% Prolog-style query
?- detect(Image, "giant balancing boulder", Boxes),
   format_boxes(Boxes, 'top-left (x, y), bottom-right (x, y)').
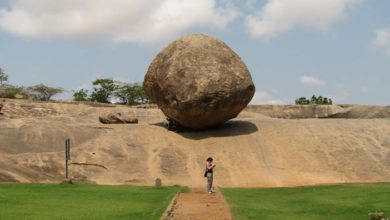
top-left (143, 34), bottom-right (255, 130)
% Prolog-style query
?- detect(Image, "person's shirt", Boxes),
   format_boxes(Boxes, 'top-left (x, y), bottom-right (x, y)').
top-left (206, 162), bottom-right (215, 173)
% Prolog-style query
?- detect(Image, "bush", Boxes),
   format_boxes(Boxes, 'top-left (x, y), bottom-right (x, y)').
top-left (368, 211), bottom-right (389, 220)
top-left (72, 88), bottom-right (89, 101)
top-left (0, 84), bottom-right (26, 99)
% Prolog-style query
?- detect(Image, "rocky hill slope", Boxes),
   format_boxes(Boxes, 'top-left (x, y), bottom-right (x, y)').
top-left (0, 99), bottom-right (389, 187)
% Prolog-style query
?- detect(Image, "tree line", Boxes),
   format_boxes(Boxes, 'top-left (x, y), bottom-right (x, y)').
top-left (0, 67), bottom-right (63, 101)
top-left (295, 95), bottom-right (333, 105)
top-left (73, 78), bottom-right (151, 105)
top-left (0, 67), bottom-right (151, 105)
top-left (2, 66), bottom-right (334, 106)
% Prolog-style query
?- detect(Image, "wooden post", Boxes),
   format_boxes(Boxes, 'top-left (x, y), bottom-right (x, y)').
top-left (65, 138), bottom-right (70, 179)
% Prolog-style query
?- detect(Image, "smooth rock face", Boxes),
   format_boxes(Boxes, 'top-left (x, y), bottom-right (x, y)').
top-left (144, 34), bottom-right (255, 129)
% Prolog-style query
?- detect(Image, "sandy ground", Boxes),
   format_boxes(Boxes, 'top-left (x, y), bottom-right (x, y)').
top-left (0, 99), bottom-right (389, 187)
top-left (169, 188), bottom-right (233, 220)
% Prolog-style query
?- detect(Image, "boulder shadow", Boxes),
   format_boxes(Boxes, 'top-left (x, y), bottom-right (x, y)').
top-left (153, 120), bottom-right (258, 140)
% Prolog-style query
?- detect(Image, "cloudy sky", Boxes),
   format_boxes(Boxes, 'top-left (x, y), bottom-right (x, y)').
top-left (0, 0), bottom-right (389, 104)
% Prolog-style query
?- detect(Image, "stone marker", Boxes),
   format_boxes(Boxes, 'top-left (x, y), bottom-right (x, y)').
top-left (155, 178), bottom-right (162, 187)
top-left (144, 34), bottom-right (255, 130)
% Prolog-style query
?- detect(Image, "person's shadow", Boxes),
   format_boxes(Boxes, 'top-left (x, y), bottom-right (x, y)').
top-left (154, 120), bottom-right (258, 140)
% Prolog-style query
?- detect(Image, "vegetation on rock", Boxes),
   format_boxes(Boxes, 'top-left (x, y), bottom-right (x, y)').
top-left (0, 67), bottom-right (63, 100)
top-left (114, 82), bottom-right (151, 105)
top-left (72, 88), bottom-right (89, 101)
top-left (0, 67), bottom-right (8, 85)
top-left (75, 78), bottom-right (152, 105)
top-left (295, 95), bottom-right (333, 105)
top-left (28, 84), bottom-right (64, 101)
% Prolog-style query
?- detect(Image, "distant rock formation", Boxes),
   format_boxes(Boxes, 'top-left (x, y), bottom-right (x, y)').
top-left (245, 105), bottom-right (390, 119)
top-left (328, 105), bottom-right (390, 119)
top-left (144, 34), bottom-right (255, 130)
top-left (99, 112), bottom-right (138, 124)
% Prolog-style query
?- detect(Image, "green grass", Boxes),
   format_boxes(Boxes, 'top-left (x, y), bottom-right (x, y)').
top-left (0, 183), bottom-right (181, 220)
top-left (222, 183), bottom-right (390, 220)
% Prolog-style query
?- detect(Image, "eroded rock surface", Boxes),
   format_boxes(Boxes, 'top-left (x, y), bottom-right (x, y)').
top-left (144, 34), bottom-right (255, 129)
top-left (99, 112), bottom-right (138, 124)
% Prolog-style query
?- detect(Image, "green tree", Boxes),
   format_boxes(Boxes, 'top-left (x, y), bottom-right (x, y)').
top-left (115, 82), bottom-right (151, 105)
top-left (310, 95), bottom-right (317, 104)
top-left (28, 84), bottom-right (63, 101)
top-left (295, 97), bottom-right (310, 105)
top-left (0, 67), bottom-right (8, 85)
top-left (90, 78), bottom-right (117, 103)
top-left (323, 97), bottom-right (329, 105)
top-left (317, 96), bottom-right (324, 104)
top-left (72, 88), bottom-right (89, 101)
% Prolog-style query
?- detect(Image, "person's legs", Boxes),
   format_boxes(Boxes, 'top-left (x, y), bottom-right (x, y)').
top-left (207, 172), bottom-right (213, 193)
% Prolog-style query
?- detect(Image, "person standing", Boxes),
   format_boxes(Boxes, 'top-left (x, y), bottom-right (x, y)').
top-left (205, 157), bottom-right (216, 194)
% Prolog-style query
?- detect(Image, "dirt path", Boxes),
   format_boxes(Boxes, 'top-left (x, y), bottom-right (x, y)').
top-left (167, 188), bottom-right (234, 220)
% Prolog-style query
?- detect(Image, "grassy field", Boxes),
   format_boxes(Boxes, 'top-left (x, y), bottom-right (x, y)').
top-left (222, 183), bottom-right (390, 220)
top-left (0, 183), bottom-right (181, 220)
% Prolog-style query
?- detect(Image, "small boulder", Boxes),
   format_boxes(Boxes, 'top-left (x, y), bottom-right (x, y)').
top-left (99, 112), bottom-right (138, 124)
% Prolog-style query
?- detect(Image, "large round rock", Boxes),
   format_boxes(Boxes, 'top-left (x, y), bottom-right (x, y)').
top-left (144, 34), bottom-right (255, 130)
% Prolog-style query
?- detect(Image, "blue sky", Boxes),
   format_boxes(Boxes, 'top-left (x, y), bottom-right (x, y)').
top-left (0, 0), bottom-right (389, 104)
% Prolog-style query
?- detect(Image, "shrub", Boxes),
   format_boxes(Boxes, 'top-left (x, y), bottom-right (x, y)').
top-left (368, 211), bottom-right (389, 220)
top-left (72, 88), bottom-right (89, 101)
top-left (0, 84), bottom-right (26, 99)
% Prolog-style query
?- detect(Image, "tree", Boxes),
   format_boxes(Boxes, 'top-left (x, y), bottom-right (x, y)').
top-left (310, 95), bottom-right (317, 104)
top-left (0, 67), bottom-right (8, 85)
top-left (114, 82), bottom-right (151, 105)
top-left (295, 97), bottom-right (310, 105)
top-left (323, 97), bottom-right (329, 105)
top-left (28, 84), bottom-right (63, 101)
top-left (90, 78), bottom-right (117, 103)
top-left (72, 88), bottom-right (89, 101)
top-left (317, 96), bottom-right (324, 104)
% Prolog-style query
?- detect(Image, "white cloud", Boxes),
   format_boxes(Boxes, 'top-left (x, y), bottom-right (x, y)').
top-left (300, 75), bottom-right (326, 87)
top-left (245, 0), bottom-right (259, 11)
top-left (246, 0), bottom-right (360, 39)
top-left (250, 91), bottom-right (283, 104)
top-left (0, 0), bottom-right (240, 44)
top-left (371, 28), bottom-right (390, 54)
